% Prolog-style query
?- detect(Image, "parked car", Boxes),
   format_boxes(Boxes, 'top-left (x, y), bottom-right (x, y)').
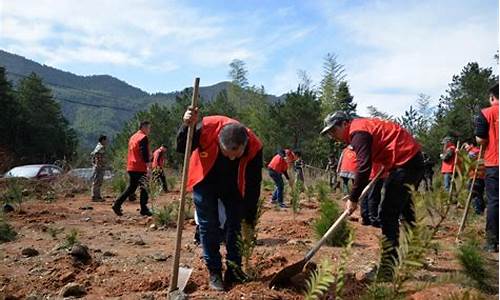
top-left (67, 168), bottom-right (114, 181)
top-left (4, 164), bottom-right (63, 180)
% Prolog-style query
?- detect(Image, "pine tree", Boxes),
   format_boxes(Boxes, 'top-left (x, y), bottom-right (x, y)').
top-left (318, 53), bottom-right (346, 117)
top-left (333, 81), bottom-right (356, 116)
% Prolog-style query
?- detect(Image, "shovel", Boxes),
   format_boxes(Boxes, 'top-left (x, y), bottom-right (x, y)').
top-left (456, 145), bottom-right (483, 242)
top-left (168, 78), bottom-right (200, 300)
top-left (269, 168), bottom-right (384, 288)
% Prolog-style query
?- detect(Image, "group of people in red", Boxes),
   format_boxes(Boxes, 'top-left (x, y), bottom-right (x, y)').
top-left (110, 83), bottom-right (498, 290)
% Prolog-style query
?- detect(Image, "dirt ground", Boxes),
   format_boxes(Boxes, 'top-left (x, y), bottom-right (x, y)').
top-left (0, 179), bottom-right (498, 299)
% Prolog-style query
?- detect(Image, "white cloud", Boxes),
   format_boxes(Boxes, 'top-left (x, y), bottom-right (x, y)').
top-left (316, 0), bottom-right (498, 116)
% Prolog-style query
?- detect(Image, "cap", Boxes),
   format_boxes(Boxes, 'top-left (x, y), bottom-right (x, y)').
top-left (320, 111), bottom-right (350, 135)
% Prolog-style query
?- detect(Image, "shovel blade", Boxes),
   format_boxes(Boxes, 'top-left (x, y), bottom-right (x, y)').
top-left (269, 258), bottom-right (307, 288)
top-left (177, 266), bottom-right (193, 291)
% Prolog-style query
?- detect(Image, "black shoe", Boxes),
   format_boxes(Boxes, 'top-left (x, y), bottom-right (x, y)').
top-left (224, 265), bottom-right (249, 287)
top-left (140, 209), bottom-right (153, 216)
top-left (209, 271), bottom-right (224, 291)
top-left (91, 197), bottom-right (105, 202)
top-left (112, 204), bottom-right (123, 216)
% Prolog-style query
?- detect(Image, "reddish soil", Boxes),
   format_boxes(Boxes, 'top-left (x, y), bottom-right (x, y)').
top-left (0, 181), bottom-right (498, 299)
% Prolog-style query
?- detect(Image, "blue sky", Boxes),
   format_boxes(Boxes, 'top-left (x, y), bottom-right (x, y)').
top-left (0, 0), bottom-right (498, 116)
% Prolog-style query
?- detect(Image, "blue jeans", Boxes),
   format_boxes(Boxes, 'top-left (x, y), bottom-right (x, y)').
top-left (443, 172), bottom-right (452, 191)
top-left (469, 178), bottom-right (485, 214)
top-left (193, 182), bottom-right (243, 272)
top-left (269, 169), bottom-right (284, 204)
top-left (485, 167), bottom-right (499, 245)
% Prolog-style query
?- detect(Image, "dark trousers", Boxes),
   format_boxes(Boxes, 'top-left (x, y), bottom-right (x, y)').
top-left (341, 177), bottom-right (351, 194)
top-left (114, 171), bottom-right (149, 211)
top-left (155, 169), bottom-right (168, 192)
top-left (485, 167), bottom-right (499, 245)
top-left (421, 172), bottom-right (433, 191)
top-left (269, 169), bottom-right (284, 204)
top-left (469, 178), bottom-right (485, 214)
top-left (379, 152), bottom-right (424, 270)
top-left (193, 182), bottom-right (243, 272)
top-left (361, 178), bottom-right (383, 226)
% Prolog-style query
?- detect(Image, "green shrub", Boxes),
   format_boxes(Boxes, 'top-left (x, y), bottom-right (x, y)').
top-left (153, 204), bottom-right (177, 227)
top-left (456, 239), bottom-right (494, 292)
top-left (304, 258), bottom-right (335, 300)
top-left (315, 180), bottom-right (331, 202)
top-left (0, 214), bottom-right (17, 243)
top-left (111, 172), bottom-right (128, 194)
top-left (313, 200), bottom-right (350, 246)
top-left (62, 229), bottom-right (79, 249)
top-left (2, 178), bottom-right (24, 209)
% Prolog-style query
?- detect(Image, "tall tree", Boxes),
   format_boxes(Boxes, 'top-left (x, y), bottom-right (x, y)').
top-left (397, 106), bottom-right (422, 136)
top-left (318, 53), bottom-right (346, 117)
top-left (425, 62), bottom-right (498, 159)
top-left (15, 73), bottom-right (77, 162)
top-left (366, 105), bottom-right (393, 120)
top-left (228, 59), bottom-right (250, 112)
top-left (333, 81), bottom-right (357, 116)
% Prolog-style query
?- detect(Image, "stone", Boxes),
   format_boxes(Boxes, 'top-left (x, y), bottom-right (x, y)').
top-left (103, 251), bottom-right (115, 257)
top-left (59, 282), bottom-right (86, 298)
top-left (152, 253), bottom-right (170, 261)
top-left (60, 271), bottom-right (76, 283)
top-left (2, 203), bottom-right (15, 213)
top-left (134, 237), bottom-right (146, 246)
top-left (21, 247), bottom-right (39, 257)
top-left (70, 244), bottom-right (91, 262)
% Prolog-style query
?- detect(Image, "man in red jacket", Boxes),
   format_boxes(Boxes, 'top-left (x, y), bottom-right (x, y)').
top-left (321, 111), bottom-right (424, 279)
top-left (112, 121), bottom-right (153, 217)
top-left (179, 108), bottom-right (263, 290)
top-left (440, 137), bottom-right (457, 192)
top-left (267, 150), bottom-right (292, 208)
top-left (475, 83), bottom-right (499, 252)
top-left (152, 144), bottom-right (168, 192)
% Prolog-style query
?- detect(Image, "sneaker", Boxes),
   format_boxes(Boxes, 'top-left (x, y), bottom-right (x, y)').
top-left (91, 197), bottom-right (105, 202)
top-left (209, 271), bottom-right (224, 291)
top-left (279, 203), bottom-right (287, 208)
top-left (224, 265), bottom-right (249, 287)
top-left (112, 204), bottom-right (123, 216)
top-left (140, 209), bottom-right (153, 216)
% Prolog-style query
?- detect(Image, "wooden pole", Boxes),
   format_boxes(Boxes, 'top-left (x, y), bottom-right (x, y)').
top-left (169, 78), bottom-right (200, 293)
top-left (457, 145), bottom-right (483, 240)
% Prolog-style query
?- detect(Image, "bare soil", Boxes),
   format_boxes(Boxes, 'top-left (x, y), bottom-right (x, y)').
top-left (0, 181), bottom-right (498, 299)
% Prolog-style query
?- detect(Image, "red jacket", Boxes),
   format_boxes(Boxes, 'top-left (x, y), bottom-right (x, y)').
top-left (339, 147), bottom-right (358, 174)
top-left (441, 143), bottom-right (456, 174)
top-left (346, 118), bottom-right (421, 171)
top-left (127, 130), bottom-right (149, 172)
top-left (152, 148), bottom-right (165, 169)
top-left (268, 154), bottom-right (288, 174)
top-left (187, 116), bottom-right (263, 196)
top-left (481, 103), bottom-right (499, 167)
top-left (370, 162), bottom-right (388, 180)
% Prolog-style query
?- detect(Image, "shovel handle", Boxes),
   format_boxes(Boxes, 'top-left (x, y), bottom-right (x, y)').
top-left (304, 168), bottom-right (384, 262)
top-left (169, 78), bottom-right (200, 292)
top-left (457, 145), bottom-right (483, 239)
